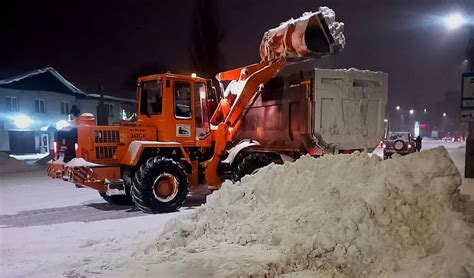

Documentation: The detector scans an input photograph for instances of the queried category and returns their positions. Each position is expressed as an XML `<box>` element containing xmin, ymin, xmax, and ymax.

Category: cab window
<box><xmin>174</xmin><ymin>82</ymin><xmax>192</xmax><ymax>119</ymax></box>
<box><xmin>195</xmin><ymin>82</ymin><xmax>210</xmax><ymax>138</ymax></box>
<box><xmin>140</xmin><ymin>80</ymin><xmax>162</xmax><ymax>115</ymax></box>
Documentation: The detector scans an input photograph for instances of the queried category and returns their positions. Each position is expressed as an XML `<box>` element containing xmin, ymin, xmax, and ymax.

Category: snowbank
<box><xmin>0</xmin><ymin>152</ymin><xmax>38</xmax><ymax>174</ymax></box>
<box><xmin>109</xmin><ymin>147</ymin><xmax>473</xmax><ymax>277</ymax></box>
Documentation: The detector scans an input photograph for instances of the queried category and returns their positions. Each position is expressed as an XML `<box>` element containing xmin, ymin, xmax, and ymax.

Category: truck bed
<box><xmin>234</xmin><ymin>68</ymin><xmax>388</xmax><ymax>153</ymax></box>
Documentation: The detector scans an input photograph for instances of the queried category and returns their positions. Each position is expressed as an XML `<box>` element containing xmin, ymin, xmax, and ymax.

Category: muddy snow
<box><xmin>0</xmin><ymin>152</ymin><xmax>39</xmax><ymax>174</ymax></box>
<box><xmin>105</xmin><ymin>147</ymin><xmax>473</xmax><ymax>277</ymax></box>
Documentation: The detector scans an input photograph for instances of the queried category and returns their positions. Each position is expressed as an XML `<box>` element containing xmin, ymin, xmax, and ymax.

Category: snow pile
<box><xmin>65</xmin><ymin>157</ymin><xmax>102</xmax><ymax>167</ymax></box>
<box><xmin>318</xmin><ymin>6</ymin><xmax>345</xmax><ymax>51</ymax></box>
<box><xmin>0</xmin><ymin>152</ymin><xmax>37</xmax><ymax>174</ymax></box>
<box><xmin>115</xmin><ymin>147</ymin><xmax>473</xmax><ymax>277</ymax></box>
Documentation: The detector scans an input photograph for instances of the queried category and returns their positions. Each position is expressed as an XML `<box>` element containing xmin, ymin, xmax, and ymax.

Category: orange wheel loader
<box><xmin>47</xmin><ymin>8</ymin><xmax>383</xmax><ymax>213</ymax></box>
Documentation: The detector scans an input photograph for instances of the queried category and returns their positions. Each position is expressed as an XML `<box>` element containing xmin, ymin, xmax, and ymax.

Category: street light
<box><xmin>443</xmin><ymin>112</ymin><xmax>447</xmax><ymax>117</ymax></box>
<box><xmin>424</xmin><ymin>108</ymin><xmax>427</xmax><ymax>113</ymax></box>
<box><xmin>409</xmin><ymin>109</ymin><xmax>414</xmax><ymax>115</ymax></box>
<box><xmin>396</xmin><ymin>106</ymin><xmax>400</xmax><ymax>110</ymax></box>
<box><xmin>443</xmin><ymin>13</ymin><xmax>466</xmax><ymax>30</ymax></box>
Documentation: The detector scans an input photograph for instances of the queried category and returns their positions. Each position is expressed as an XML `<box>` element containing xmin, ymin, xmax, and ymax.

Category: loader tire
<box><xmin>233</xmin><ymin>153</ymin><xmax>273</xmax><ymax>182</ymax></box>
<box><xmin>131</xmin><ymin>157</ymin><xmax>188</xmax><ymax>213</ymax></box>
<box><xmin>99</xmin><ymin>191</ymin><xmax>134</xmax><ymax>205</ymax></box>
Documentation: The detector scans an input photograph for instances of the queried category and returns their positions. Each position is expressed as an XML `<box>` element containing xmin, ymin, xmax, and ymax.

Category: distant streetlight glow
<box><xmin>443</xmin><ymin>13</ymin><xmax>465</xmax><ymax>30</ymax></box>
<box><xmin>13</xmin><ymin>115</ymin><xmax>33</xmax><ymax>129</ymax></box>
<box><xmin>396</xmin><ymin>106</ymin><xmax>400</xmax><ymax>110</ymax></box>
<box><xmin>443</xmin><ymin>112</ymin><xmax>447</xmax><ymax>117</ymax></box>
<box><xmin>424</xmin><ymin>108</ymin><xmax>427</xmax><ymax>113</ymax></box>
<box><xmin>409</xmin><ymin>109</ymin><xmax>414</xmax><ymax>115</ymax></box>
<box><xmin>383</xmin><ymin>119</ymin><xmax>388</xmax><ymax>122</ymax></box>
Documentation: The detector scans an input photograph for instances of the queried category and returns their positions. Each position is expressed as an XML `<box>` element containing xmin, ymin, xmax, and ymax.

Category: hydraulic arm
<box><xmin>204</xmin><ymin>6</ymin><xmax>345</xmax><ymax>186</ymax></box>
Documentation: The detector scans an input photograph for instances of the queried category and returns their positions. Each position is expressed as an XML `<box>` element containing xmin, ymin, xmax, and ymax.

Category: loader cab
<box><xmin>137</xmin><ymin>73</ymin><xmax>213</xmax><ymax>146</ymax></box>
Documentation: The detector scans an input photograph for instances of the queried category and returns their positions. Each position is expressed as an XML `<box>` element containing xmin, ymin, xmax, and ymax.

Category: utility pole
<box><xmin>97</xmin><ymin>85</ymin><xmax>108</xmax><ymax>126</ymax></box>
<box><xmin>465</xmin><ymin>25</ymin><xmax>474</xmax><ymax>178</ymax></box>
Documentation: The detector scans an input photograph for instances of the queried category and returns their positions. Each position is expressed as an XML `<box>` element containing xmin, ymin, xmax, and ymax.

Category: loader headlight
<box><xmin>13</xmin><ymin>115</ymin><xmax>33</xmax><ymax>129</ymax></box>
<box><xmin>56</xmin><ymin>120</ymin><xmax>70</xmax><ymax>130</ymax></box>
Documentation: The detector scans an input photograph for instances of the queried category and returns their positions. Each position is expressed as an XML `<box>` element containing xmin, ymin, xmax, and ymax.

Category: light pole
<box><xmin>467</xmin><ymin>25</ymin><xmax>474</xmax><ymax>178</ymax></box>
<box><xmin>396</xmin><ymin>106</ymin><xmax>404</xmax><ymax>131</ymax></box>
<box><xmin>443</xmin><ymin>11</ymin><xmax>474</xmax><ymax>178</ymax></box>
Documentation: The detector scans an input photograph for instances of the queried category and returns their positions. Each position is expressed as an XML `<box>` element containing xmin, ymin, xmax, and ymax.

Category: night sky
<box><xmin>0</xmin><ymin>0</ymin><xmax>471</xmax><ymax>111</ymax></box>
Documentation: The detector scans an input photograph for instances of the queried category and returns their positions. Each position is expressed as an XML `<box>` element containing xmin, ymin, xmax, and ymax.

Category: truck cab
<box><xmin>136</xmin><ymin>74</ymin><xmax>219</xmax><ymax>147</ymax></box>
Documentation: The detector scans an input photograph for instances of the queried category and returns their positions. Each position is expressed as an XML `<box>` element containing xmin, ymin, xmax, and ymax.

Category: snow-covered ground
<box><xmin>373</xmin><ymin>139</ymin><xmax>474</xmax><ymax>197</ymax></box>
<box><xmin>0</xmin><ymin>140</ymin><xmax>472</xmax><ymax>277</ymax></box>
<box><xmin>0</xmin><ymin>163</ymin><xmax>202</xmax><ymax>277</ymax></box>
<box><xmin>9</xmin><ymin>152</ymin><xmax>49</xmax><ymax>161</ymax></box>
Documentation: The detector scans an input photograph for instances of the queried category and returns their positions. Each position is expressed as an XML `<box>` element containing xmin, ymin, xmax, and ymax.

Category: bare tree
<box><xmin>190</xmin><ymin>0</ymin><xmax>225</xmax><ymax>78</ymax></box>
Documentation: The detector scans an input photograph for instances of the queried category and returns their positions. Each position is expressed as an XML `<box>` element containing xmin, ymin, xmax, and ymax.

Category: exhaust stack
<box><xmin>259</xmin><ymin>6</ymin><xmax>345</xmax><ymax>61</ymax></box>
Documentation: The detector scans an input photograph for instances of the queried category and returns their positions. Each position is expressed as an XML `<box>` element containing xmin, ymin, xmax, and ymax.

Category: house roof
<box><xmin>86</xmin><ymin>93</ymin><xmax>137</xmax><ymax>103</ymax></box>
<box><xmin>0</xmin><ymin>67</ymin><xmax>88</xmax><ymax>96</ymax></box>
<box><xmin>0</xmin><ymin>67</ymin><xmax>136</xmax><ymax>103</ymax></box>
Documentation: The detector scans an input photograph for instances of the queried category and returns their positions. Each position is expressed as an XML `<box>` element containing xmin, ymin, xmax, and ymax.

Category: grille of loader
<box><xmin>95</xmin><ymin>146</ymin><xmax>118</xmax><ymax>159</ymax></box>
<box><xmin>94</xmin><ymin>130</ymin><xmax>120</xmax><ymax>159</ymax></box>
<box><xmin>94</xmin><ymin>130</ymin><xmax>120</xmax><ymax>143</ymax></box>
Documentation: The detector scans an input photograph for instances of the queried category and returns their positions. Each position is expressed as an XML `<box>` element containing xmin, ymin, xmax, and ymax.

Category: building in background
<box><xmin>0</xmin><ymin>67</ymin><xmax>136</xmax><ymax>154</ymax></box>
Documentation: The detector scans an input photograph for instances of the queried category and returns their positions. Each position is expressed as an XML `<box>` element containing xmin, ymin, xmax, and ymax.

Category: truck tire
<box><xmin>233</xmin><ymin>153</ymin><xmax>273</xmax><ymax>182</ymax></box>
<box><xmin>131</xmin><ymin>157</ymin><xmax>189</xmax><ymax>213</ymax></box>
<box><xmin>99</xmin><ymin>191</ymin><xmax>134</xmax><ymax>205</ymax></box>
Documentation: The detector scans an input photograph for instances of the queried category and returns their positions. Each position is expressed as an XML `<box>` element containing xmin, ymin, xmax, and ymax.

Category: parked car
<box><xmin>382</xmin><ymin>132</ymin><xmax>416</xmax><ymax>159</ymax></box>
<box><xmin>442</xmin><ymin>135</ymin><xmax>463</xmax><ymax>142</ymax></box>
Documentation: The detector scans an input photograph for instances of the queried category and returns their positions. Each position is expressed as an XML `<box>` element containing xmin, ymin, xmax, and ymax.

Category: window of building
<box><xmin>174</xmin><ymin>82</ymin><xmax>192</xmax><ymax>119</ymax></box>
<box><xmin>60</xmin><ymin>101</ymin><xmax>70</xmax><ymax>115</ymax></box>
<box><xmin>104</xmin><ymin>103</ymin><xmax>114</xmax><ymax>118</ymax></box>
<box><xmin>140</xmin><ymin>80</ymin><xmax>162</xmax><ymax>115</ymax></box>
<box><xmin>34</xmin><ymin>99</ymin><xmax>45</xmax><ymax>113</ymax></box>
<box><xmin>5</xmin><ymin>96</ymin><xmax>18</xmax><ymax>111</ymax></box>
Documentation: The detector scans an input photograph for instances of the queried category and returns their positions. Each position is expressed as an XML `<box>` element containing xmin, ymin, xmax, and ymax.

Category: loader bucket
<box><xmin>259</xmin><ymin>6</ymin><xmax>345</xmax><ymax>61</ymax></box>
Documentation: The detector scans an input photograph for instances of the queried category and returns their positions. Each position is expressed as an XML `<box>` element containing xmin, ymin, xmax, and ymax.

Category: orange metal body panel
<box><xmin>190</xmin><ymin>160</ymin><xmax>199</xmax><ymax>188</ymax></box>
<box><xmin>216</xmin><ymin>61</ymin><xmax>271</xmax><ymax>81</ymax></box>
<box><xmin>203</xmin><ymin>58</ymin><xmax>286</xmax><ymax>187</ymax></box>
<box><xmin>47</xmin><ymin>162</ymin><xmax>120</xmax><ymax>191</ymax></box>
<box><xmin>47</xmin><ymin>162</ymin><xmax>65</xmax><ymax>179</ymax></box>
<box><xmin>120</xmin><ymin>141</ymin><xmax>190</xmax><ymax>166</ymax></box>
<box><xmin>76</xmin><ymin>125</ymin><xmax>157</xmax><ymax>165</ymax></box>
<box><xmin>135</xmin><ymin>74</ymin><xmax>212</xmax><ymax>149</ymax></box>
<box><xmin>74</xmin><ymin>74</ymin><xmax>211</xmax><ymax>168</ymax></box>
